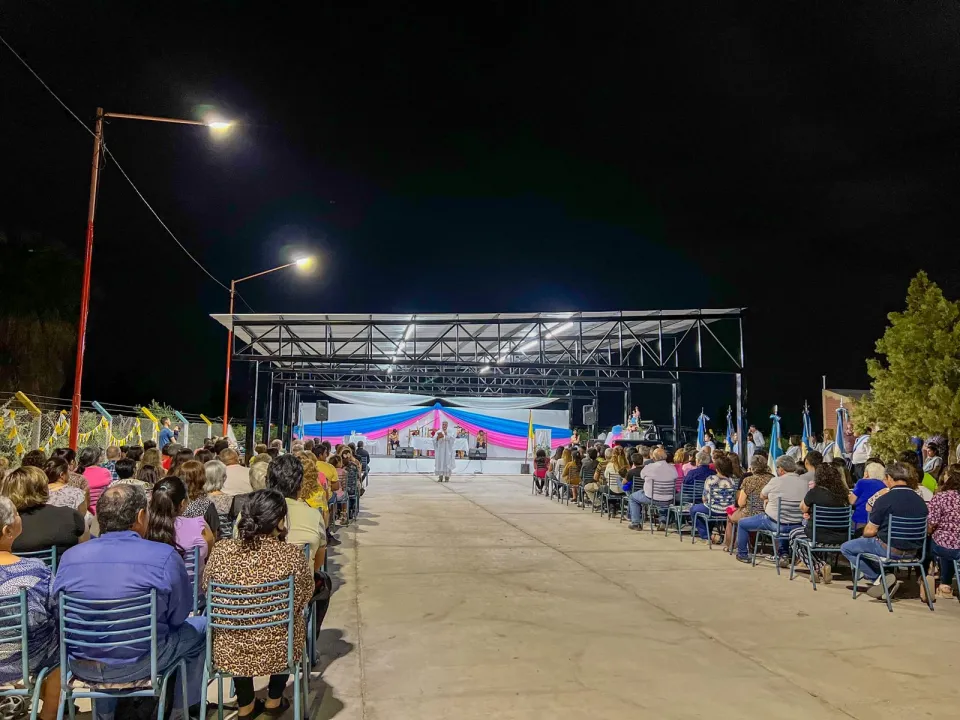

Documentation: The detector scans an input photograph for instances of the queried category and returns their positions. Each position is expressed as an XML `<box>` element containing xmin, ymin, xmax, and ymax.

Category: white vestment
<box><xmin>434</xmin><ymin>432</ymin><xmax>457</xmax><ymax>476</ymax></box>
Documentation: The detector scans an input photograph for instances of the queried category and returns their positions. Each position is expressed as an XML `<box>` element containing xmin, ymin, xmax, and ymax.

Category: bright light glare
<box><xmin>207</xmin><ymin>121</ymin><xmax>233</xmax><ymax>129</ymax></box>
<box><xmin>294</xmin><ymin>257</ymin><xmax>315</xmax><ymax>270</ymax></box>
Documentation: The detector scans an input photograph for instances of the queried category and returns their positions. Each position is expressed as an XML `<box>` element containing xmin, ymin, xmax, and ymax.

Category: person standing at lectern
<box><xmin>435</xmin><ymin>421</ymin><xmax>456</xmax><ymax>482</ymax></box>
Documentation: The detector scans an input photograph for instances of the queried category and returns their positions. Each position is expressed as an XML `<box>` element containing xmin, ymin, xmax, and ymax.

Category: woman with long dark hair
<box><xmin>146</xmin><ymin>477</ymin><xmax>214</xmax><ymax>567</ymax></box>
<box><xmin>202</xmin><ymin>489</ymin><xmax>312</xmax><ymax>717</ymax></box>
<box><xmin>788</xmin><ymin>463</ymin><xmax>850</xmax><ymax>584</ymax></box>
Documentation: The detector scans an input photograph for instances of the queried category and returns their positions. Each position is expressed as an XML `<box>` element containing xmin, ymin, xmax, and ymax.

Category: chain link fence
<box><xmin>0</xmin><ymin>394</ymin><xmax>220</xmax><ymax>467</ymax></box>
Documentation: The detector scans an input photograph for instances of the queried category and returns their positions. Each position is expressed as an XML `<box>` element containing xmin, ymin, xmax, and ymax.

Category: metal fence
<box><xmin>0</xmin><ymin>393</ymin><xmax>227</xmax><ymax>466</ymax></box>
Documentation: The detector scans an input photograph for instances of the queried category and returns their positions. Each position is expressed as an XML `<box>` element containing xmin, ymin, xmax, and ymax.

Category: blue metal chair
<box><xmin>20</xmin><ymin>547</ymin><xmax>58</xmax><ymax>574</ymax></box>
<box><xmin>202</xmin><ymin>575</ymin><xmax>308</xmax><ymax>720</ymax></box>
<box><xmin>303</xmin><ymin>544</ymin><xmax>318</xmax><ymax>669</ymax></box>
<box><xmin>56</xmin><ymin>589</ymin><xmax>188</xmax><ymax>720</ymax></box>
<box><xmin>751</xmin><ymin>498</ymin><xmax>801</xmax><ymax>575</ymax></box>
<box><xmin>691</xmin><ymin>484</ymin><xmax>737</xmax><ymax>548</ymax></box>
<box><xmin>665</xmin><ymin>478</ymin><xmax>706</xmax><ymax>541</ymax></box>
<box><xmin>183</xmin><ymin>546</ymin><xmax>202</xmax><ymax>615</ymax></box>
<box><xmin>851</xmin><ymin>516</ymin><xmax>933</xmax><ymax>612</ymax></box>
<box><xmin>638</xmin><ymin>474</ymin><xmax>677</xmax><ymax>534</ymax></box>
<box><xmin>0</xmin><ymin>589</ymin><xmax>55</xmax><ymax>720</ymax></box>
<box><xmin>789</xmin><ymin>505</ymin><xmax>852</xmax><ymax>589</ymax></box>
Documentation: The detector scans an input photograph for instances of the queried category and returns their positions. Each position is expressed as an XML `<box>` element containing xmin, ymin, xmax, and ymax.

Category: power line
<box><xmin>0</xmin><ymin>31</ymin><xmax>255</xmax><ymax>312</ymax></box>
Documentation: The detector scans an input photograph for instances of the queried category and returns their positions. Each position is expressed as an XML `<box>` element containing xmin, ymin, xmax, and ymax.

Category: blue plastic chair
<box><xmin>0</xmin><ymin>589</ymin><xmax>55</xmax><ymax>720</ymax></box>
<box><xmin>56</xmin><ymin>589</ymin><xmax>188</xmax><ymax>720</ymax></box>
<box><xmin>751</xmin><ymin>498</ymin><xmax>801</xmax><ymax>574</ymax></box>
<box><xmin>851</xmin><ymin>516</ymin><xmax>933</xmax><ymax>612</ymax></box>
<box><xmin>789</xmin><ymin>505</ymin><xmax>852</xmax><ymax>589</ymax></box>
<box><xmin>183</xmin><ymin>546</ymin><xmax>202</xmax><ymax>615</ymax></box>
<box><xmin>202</xmin><ymin>575</ymin><xmax>308</xmax><ymax>720</ymax></box>
<box><xmin>665</xmin><ymin>477</ymin><xmax>706</xmax><ymax>540</ymax></box>
<box><xmin>691</xmin><ymin>484</ymin><xmax>737</xmax><ymax>549</ymax></box>
<box><xmin>20</xmin><ymin>547</ymin><xmax>58</xmax><ymax>574</ymax></box>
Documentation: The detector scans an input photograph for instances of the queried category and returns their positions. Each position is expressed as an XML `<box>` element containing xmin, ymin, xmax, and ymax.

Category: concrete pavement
<box><xmin>311</xmin><ymin>473</ymin><xmax>960</xmax><ymax>719</ymax></box>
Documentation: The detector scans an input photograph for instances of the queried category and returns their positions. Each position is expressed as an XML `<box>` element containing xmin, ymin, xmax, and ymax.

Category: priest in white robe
<box><xmin>435</xmin><ymin>420</ymin><xmax>457</xmax><ymax>482</ymax></box>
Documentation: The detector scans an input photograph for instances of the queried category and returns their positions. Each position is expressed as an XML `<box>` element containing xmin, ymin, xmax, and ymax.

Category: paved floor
<box><xmin>303</xmin><ymin>474</ymin><xmax>960</xmax><ymax>719</ymax></box>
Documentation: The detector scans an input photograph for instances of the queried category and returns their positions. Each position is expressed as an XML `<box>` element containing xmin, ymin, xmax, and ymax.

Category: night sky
<box><xmin>3</xmin><ymin>2</ymin><xmax>960</xmax><ymax>434</ymax></box>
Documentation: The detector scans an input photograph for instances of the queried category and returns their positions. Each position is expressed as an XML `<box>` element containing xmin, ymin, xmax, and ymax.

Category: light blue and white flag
<box><xmin>835</xmin><ymin>404</ymin><xmax>849</xmax><ymax>459</ymax></box>
<box><xmin>768</xmin><ymin>407</ymin><xmax>783</xmax><ymax>474</ymax></box>
<box><xmin>697</xmin><ymin>410</ymin><xmax>710</xmax><ymax>450</ymax></box>
<box><xmin>801</xmin><ymin>402</ymin><xmax>812</xmax><ymax>459</ymax></box>
<box><xmin>725</xmin><ymin>406</ymin><xmax>734</xmax><ymax>452</ymax></box>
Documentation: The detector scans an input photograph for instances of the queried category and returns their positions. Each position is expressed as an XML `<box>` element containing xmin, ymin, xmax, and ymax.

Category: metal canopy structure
<box><xmin>211</xmin><ymin>309</ymin><xmax>747</xmax><ymax>456</ymax></box>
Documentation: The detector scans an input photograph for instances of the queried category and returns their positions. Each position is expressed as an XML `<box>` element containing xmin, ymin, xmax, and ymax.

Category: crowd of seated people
<box><xmin>533</xmin><ymin>434</ymin><xmax>960</xmax><ymax>607</ymax></box>
<box><xmin>0</xmin><ymin>435</ymin><xmax>346</xmax><ymax>718</ymax></box>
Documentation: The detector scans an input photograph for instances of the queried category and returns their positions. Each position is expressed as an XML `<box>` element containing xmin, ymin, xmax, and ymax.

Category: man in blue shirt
<box><xmin>841</xmin><ymin>461</ymin><xmax>928</xmax><ymax>601</ymax></box>
<box><xmin>53</xmin><ymin>485</ymin><xmax>206</xmax><ymax>720</ymax></box>
<box><xmin>158</xmin><ymin>416</ymin><xmax>176</xmax><ymax>452</ymax></box>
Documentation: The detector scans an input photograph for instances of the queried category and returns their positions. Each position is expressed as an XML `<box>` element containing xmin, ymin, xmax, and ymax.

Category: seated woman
<box><xmin>0</xmin><ymin>496</ymin><xmax>61</xmax><ymax>720</ymax></box>
<box><xmin>724</xmin><ymin>456</ymin><xmax>771</xmax><ymax>552</ymax></box>
<box><xmin>849</xmin><ymin>461</ymin><xmax>886</xmax><ymax>529</ymax></box>
<box><xmin>562</xmin><ymin>450</ymin><xmax>584</xmax><ymax>501</ymax></box>
<box><xmin>532</xmin><ymin>449</ymin><xmax>549</xmax><ymax>494</ymax></box>
<box><xmin>0</xmin><ymin>467</ymin><xmax>85</xmax><ymax>556</ymax></box>
<box><xmin>77</xmin><ymin>445</ymin><xmax>112</xmax><ymax>513</ymax></box>
<box><xmin>202</xmin><ymin>489</ymin><xmax>313</xmax><ymax>718</ymax></box>
<box><xmin>787</xmin><ymin>463</ymin><xmax>850</xmax><ymax>583</ymax></box>
<box><xmin>690</xmin><ymin>454</ymin><xmax>736</xmax><ymax>542</ymax></box>
<box><xmin>42</xmin><ymin>456</ymin><xmax>87</xmax><ymax>516</ymax></box>
<box><xmin>928</xmin><ymin>464</ymin><xmax>960</xmax><ymax>600</ymax></box>
<box><xmin>179</xmin><ymin>460</ymin><xmax>222</xmax><ymax>538</ymax></box>
<box><xmin>296</xmin><ymin>451</ymin><xmax>330</xmax><ymax>530</ymax></box>
<box><xmin>147</xmin><ymin>477</ymin><xmax>215</xmax><ymax>571</ymax></box>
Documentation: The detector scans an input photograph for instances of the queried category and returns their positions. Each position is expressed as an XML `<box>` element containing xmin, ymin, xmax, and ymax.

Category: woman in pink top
<box><xmin>672</xmin><ymin>448</ymin><xmax>690</xmax><ymax>492</ymax></box>
<box><xmin>146</xmin><ymin>476</ymin><xmax>215</xmax><ymax>570</ymax></box>
<box><xmin>77</xmin><ymin>446</ymin><xmax>112</xmax><ymax>514</ymax></box>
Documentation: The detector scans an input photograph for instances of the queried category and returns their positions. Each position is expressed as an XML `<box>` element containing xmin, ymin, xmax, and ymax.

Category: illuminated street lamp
<box><xmin>222</xmin><ymin>257</ymin><xmax>315</xmax><ymax>435</ymax></box>
<box><xmin>69</xmin><ymin>108</ymin><xmax>233</xmax><ymax>449</ymax></box>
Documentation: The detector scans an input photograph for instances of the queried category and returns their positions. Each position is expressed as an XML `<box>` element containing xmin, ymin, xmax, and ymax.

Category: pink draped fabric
<box><xmin>306</xmin><ymin>410</ymin><xmax>432</xmax><ymax>441</ymax></box>
<box><xmin>440</xmin><ymin>412</ymin><xmax>566</xmax><ymax>450</ymax></box>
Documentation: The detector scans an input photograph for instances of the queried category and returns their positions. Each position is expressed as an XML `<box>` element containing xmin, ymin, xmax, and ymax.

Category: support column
<box><xmin>278</xmin><ymin>382</ymin><xmax>287</xmax><ymax>446</ymax></box>
<box><xmin>671</xmin><ymin>382</ymin><xmax>681</xmax><ymax>451</ymax></box>
<box><xmin>264</xmin><ymin>372</ymin><xmax>274</xmax><ymax>445</ymax></box>
<box><xmin>245</xmin><ymin>362</ymin><xmax>258</xmax><ymax>460</ymax></box>
<box><xmin>623</xmin><ymin>389</ymin><xmax>629</xmax><ymax>426</ymax></box>
<box><xmin>736</xmin><ymin>372</ymin><xmax>746</xmax><ymax>466</ymax></box>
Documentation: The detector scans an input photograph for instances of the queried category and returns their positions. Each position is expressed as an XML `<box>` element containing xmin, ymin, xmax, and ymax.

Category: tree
<box><xmin>857</xmin><ymin>272</ymin><xmax>960</xmax><ymax>459</ymax></box>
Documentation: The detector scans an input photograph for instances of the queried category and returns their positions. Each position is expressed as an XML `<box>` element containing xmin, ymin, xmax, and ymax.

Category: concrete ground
<box><xmin>239</xmin><ymin>473</ymin><xmax>960</xmax><ymax>719</ymax></box>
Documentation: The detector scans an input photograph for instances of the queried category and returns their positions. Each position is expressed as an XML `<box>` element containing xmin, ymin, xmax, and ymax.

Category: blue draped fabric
<box><xmin>300</xmin><ymin>407</ymin><xmax>430</xmax><ymax>437</ymax></box>
<box><xmin>441</xmin><ymin>406</ymin><xmax>568</xmax><ymax>438</ymax></box>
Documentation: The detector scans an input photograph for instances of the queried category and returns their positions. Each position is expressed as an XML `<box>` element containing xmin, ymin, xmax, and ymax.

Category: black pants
<box><xmin>233</xmin><ymin>674</ymin><xmax>288</xmax><ymax>707</ymax></box>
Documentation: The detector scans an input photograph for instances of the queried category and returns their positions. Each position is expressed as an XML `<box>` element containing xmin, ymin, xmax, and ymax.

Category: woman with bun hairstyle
<box><xmin>202</xmin><ymin>489</ymin><xmax>313</xmax><ymax>717</ymax></box>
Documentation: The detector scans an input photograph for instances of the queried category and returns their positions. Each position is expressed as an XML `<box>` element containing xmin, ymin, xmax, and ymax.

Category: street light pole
<box><xmin>68</xmin><ymin>108</ymin><xmax>104</xmax><ymax>451</ymax></box>
<box><xmin>222</xmin><ymin>259</ymin><xmax>312</xmax><ymax>437</ymax></box>
<box><xmin>68</xmin><ymin>110</ymin><xmax>231</xmax><ymax>449</ymax></box>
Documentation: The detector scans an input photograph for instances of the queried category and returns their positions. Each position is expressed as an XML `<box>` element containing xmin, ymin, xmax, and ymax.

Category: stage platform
<box><xmin>368</xmin><ymin>456</ymin><xmax>523</xmax><ymax>475</ymax></box>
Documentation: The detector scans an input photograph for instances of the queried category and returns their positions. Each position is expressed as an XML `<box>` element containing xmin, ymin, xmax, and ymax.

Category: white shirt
<box><xmin>639</xmin><ymin>460</ymin><xmax>677</xmax><ymax>502</ymax></box>
<box><xmin>223</xmin><ymin>463</ymin><xmax>253</xmax><ymax>496</ymax></box>
<box><xmin>751</xmin><ymin>430</ymin><xmax>765</xmax><ymax>446</ymax></box>
<box><xmin>851</xmin><ymin>434</ymin><xmax>872</xmax><ymax>464</ymax></box>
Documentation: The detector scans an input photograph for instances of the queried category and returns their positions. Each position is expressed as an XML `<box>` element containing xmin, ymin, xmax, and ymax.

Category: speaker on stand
<box><xmin>583</xmin><ymin>404</ymin><xmax>598</xmax><ymax>439</ymax></box>
<box><xmin>468</xmin><ymin>448</ymin><xmax>486</xmax><ymax>474</ymax></box>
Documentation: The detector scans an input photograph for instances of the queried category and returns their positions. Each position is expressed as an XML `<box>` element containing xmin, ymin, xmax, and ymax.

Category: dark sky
<box><xmin>3</xmin><ymin>2</ymin><xmax>960</xmax><ymax>433</ymax></box>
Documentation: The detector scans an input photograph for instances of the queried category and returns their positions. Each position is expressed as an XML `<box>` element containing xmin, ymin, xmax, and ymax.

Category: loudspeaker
<box><xmin>315</xmin><ymin>401</ymin><xmax>329</xmax><ymax>422</ymax></box>
<box><xmin>582</xmin><ymin>404</ymin><xmax>597</xmax><ymax>425</ymax></box>
<box><xmin>469</xmin><ymin>449</ymin><xmax>487</xmax><ymax>460</ymax></box>
<box><xmin>395</xmin><ymin>446</ymin><xmax>414</xmax><ymax>458</ymax></box>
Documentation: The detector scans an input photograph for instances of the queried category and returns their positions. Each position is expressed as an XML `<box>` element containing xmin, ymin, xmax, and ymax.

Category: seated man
<box><xmin>628</xmin><ymin>447</ymin><xmax>676</xmax><ymax>529</ymax></box>
<box><xmin>840</xmin><ymin>461</ymin><xmax>928</xmax><ymax>600</ymax></box>
<box><xmin>53</xmin><ymin>485</ymin><xmax>206</xmax><ymax>720</ymax></box>
<box><xmin>735</xmin><ymin>455</ymin><xmax>806</xmax><ymax>562</ymax></box>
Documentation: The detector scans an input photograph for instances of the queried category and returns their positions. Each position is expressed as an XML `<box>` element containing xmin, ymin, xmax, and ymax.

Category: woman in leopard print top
<box><xmin>202</xmin><ymin>489</ymin><xmax>313</xmax><ymax>717</ymax></box>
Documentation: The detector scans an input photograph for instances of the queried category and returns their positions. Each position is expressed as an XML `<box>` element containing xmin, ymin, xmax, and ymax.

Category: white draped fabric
<box><xmin>321</xmin><ymin>390</ymin><xmax>557</xmax><ymax>410</ymax></box>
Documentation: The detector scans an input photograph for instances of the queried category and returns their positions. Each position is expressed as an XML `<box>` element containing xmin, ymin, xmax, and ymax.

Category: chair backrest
<box><xmin>205</xmin><ymin>575</ymin><xmax>297</xmax><ymax>673</ymax></box>
<box><xmin>650</xmin><ymin>473</ymin><xmax>677</xmax><ymax>503</ymax></box>
<box><xmin>0</xmin><ymin>589</ymin><xmax>30</xmax><ymax>686</ymax></box>
<box><xmin>882</xmin><ymin>515</ymin><xmax>928</xmax><ymax>560</ymax></box>
<box><xmin>183</xmin><ymin>546</ymin><xmax>201</xmax><ymax>614</ymax></box>
<box><xmin>678</xmin><ymin>477</ymin><xmax>706</xmax><ymax>506</ymax></box>
<box><xmin>59</xmin><ymin>589</ymin><xmax>159</xmax><ymax>692</ymax></box>
<box><xmin>809</xmin><ymin>505</ymin><xmax>852</xmax><ymax>545</ymax></box>
<box><xmin>20</xmin><ymin>546</ymin><xmax>58</xmax><ymax>574</ymax></box>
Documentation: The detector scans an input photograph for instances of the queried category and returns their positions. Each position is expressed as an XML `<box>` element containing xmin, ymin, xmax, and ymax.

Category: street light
<box><xmin>69</xmin><ymin>108</ymin><xmax>233</xmax><ymax>449</ymax></box>
<box><xmin>222</xmin><ymin>257</ymin><xmax>315</xmax><ymax>435</ymax></box>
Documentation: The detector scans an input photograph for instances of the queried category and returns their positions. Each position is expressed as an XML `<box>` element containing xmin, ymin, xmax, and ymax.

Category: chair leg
<box><xmin>30</xmin><ymin>666</ymin><xmax>51</xmax><ymax>720</ymax></box>
<box><xmin>851</xmin><ymin>557</ymin><xmax>861</xmax><ymax>599</ymax></box>
<box><xmin>217</xmin><ymin>676</ymin><xmax>225</xmax><ymax>720</ymax></box>
<box><xmin>179</xmin><ymin>659</ymin><xmax>189</xmax><ymax>720</ymax></box>
<box><xmin>878</xmin><ymin>568</ymin><xmax>894</xmax><ymax>612</ymax></box>
<box><xmin>751</xmin><ymin>531</ymin><xmax>760</xmax><ymax>566</ymax></box>
<box><xmin>294</xmin><ymin>662</ymin><xmax>302</xmax><ymax>720</ymax></box>
<box><xmin>55</xmin><ymin>689</ymin><xmax>66</xmax><ymax>720</ymax></box>
<box><xmin>918</xmin><ymin>565</ymin><xmax>935</xmax><ymax>611</ymax></box>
